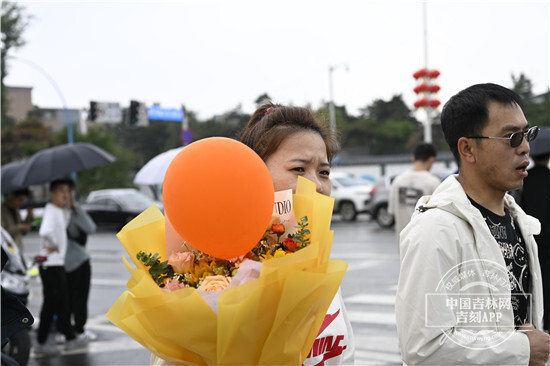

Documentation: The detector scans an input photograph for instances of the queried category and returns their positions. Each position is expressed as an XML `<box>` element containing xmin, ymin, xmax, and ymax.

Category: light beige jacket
<box><xmin>396</xmin><ymin>175</ymin><xmax>544</xmax><ymax>365</ymax></box>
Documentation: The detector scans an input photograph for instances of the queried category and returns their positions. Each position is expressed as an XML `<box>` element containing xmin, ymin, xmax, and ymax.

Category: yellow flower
<box><xmin>273</xmin><ymin>248</ymin><xmax>287</xmax><ymax>258</ymax></box>
<box><xmin>196</xmin><ymin>261</ymin><xmax>212</xmax><ymax>273</ymax></box>
<box><xmin>184</xmin><ymin>272</ymin><xmax>199</xmax><ymax>286</ymax></box>
<box><xmin>260</xmin><ymin>248</ymin><xmax>288</xmax><ymax>262</ymax></box>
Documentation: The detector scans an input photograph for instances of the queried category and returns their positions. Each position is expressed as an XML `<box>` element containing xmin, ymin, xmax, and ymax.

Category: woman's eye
<box><xmin>320</xmin><ymin>170</ymin><xmax>330</xmax><ymax>176</ymax></box>
<box><xmin>292</xmin><ymin>167</ymin><xmax>305</xmax><ymax>173</ymax></box>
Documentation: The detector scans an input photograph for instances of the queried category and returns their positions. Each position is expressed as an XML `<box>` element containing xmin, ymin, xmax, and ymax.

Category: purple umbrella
<box><xmin>11</xmin><ymin>142</ymin><xmax>116</xmax><ymax>188</ymax></box>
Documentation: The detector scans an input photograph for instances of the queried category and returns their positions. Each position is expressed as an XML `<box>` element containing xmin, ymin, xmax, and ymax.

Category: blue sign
<box><xmin>147</xmin><ymin>106</ymin><xmax>184</xmax><ymax>122</ymax></box>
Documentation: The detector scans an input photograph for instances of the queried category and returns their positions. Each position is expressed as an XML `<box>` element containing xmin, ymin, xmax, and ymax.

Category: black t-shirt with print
<box><xmin>468</xmin><ymin>197</ymin><xmax>531</xmax><ymax>327</ymax></box>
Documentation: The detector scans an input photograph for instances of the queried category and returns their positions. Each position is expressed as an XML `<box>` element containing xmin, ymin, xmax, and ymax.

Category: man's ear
<box><xmin>457</xmin><ymin>137</ymin><xmax>476</xmax><ymax>165</ymax></box>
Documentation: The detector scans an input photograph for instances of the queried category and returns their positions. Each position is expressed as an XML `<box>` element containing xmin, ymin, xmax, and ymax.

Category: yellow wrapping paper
<box><xmin>106</xmin><ymin>177</ymin><xmax>348</xmax><ymax>365</ymax></box>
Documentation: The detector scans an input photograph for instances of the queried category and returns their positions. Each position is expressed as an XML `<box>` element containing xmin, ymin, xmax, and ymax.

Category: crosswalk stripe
<box><xmin>32</xmin><ymin>338</ymin><xmax>144</xmax><ymax>358</ymax></box>
<box><xmin>345</xmin><ymin>294</ymin><xmax>395</xmax><ymax>305</ymax></box>
<box><xmin>355</xmin><ymin>349</ymin><xmax>402</xmax><ymax>364</ymax></box>
<box><xmin>354</xmin><ymin>333</ymin><xmax>399</xmax><ymax>353</ymax></box>
<box><xmin>332</xmin><ymin>253</ymin><xmax>398</xmax><ymax>260</ymax></box>
<box><xmin>348</xmin><ymin>310</ymin><xmax>396</xmax><ymax>325</ymax></box>
<box><xmin>347</xmin><ymin>260</ymin><xmax>384</xmax><ymax>271</ymax></box>
<box><xmin>91</xmin><ymin>278</ymin><xmax>128</xmax><ymax>286</ymax></box>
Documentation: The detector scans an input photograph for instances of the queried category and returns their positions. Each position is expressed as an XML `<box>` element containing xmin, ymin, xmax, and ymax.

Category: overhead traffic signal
<box><xmin>89</xmin><ymin>101</ymin><xmax>98</xmax><ymax>121</ymax></box>
<box><xmin>129</xmin><ymin>100</ymin><xmax>140</xmax><ymax>126</ymax></box>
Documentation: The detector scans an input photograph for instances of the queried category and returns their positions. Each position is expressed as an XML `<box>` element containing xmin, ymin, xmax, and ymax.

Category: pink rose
<box><xmin>198</xmin><ymin>275</ymin><xmax>232</xmax><ymax>292</ymax></box>
<box><xmin>168</xmin><ymin>251</ymin><xmax>195</xmax><ymax>273</ymax></box>
<box><xmin>162</xmin><ymin>278</ymin><xmax>186</xmax><ymax>293</ymax></box>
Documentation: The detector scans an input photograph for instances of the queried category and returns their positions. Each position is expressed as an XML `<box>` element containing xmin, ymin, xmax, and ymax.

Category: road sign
<box><xmin>89</xmin><ymin>102</ymin><xmax>122</xmax><ymax>123</ymax></box>
<box><xmin>147</xmin><ymin>106</ymin><xmax>184</xmax><ymax>122</ymax></box>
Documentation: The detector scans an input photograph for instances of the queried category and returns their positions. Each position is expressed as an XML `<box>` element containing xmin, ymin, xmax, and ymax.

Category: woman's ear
<box><xmin>457</xmin><ymin>137</ymin><xmax>476</xmax><ymax>165</ymax></box>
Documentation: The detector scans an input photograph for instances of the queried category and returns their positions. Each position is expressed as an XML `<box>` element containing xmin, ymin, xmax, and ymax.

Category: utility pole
<box><xmin>412</xmin><ymin>3</ymin><xmax>440</xmax><ymax>143</ymax></box>
<box><xmin>328</xmin><ymin>63</ymin><xmax>348</xmax><ymax>137</ymax></box>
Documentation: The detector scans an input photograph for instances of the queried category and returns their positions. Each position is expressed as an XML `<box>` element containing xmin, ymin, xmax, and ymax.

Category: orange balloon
<box><xmin>162</xmin><ymin>137</ymin><xmax>274</xmax><ymax>260</ymax></box>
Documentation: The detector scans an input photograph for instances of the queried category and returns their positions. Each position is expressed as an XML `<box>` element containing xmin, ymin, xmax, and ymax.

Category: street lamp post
<box><xmin>8</xmin><ymin>56</ymin><xmax>77</xmax><ymax>183</ymax></box>
<box><xmin>328</xmin><ymin>63</ymin><xmax>348</xmax><ymax>136</ymax></box>
<box><xmin>8</xmin><ymin>56</ymin><xmax>74</xmax><ymax>145</ymax></box>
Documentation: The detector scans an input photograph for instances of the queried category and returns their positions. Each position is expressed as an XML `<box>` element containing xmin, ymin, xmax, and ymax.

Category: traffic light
<box><xmin>89</xmin><ymin>101</ymin><xmax>98</xmax><ymax>121</ymax></box>
<box><xmin>129</xmin><ymin>100</ymin><xmax>140</xmax><ymax>126</ymax></box>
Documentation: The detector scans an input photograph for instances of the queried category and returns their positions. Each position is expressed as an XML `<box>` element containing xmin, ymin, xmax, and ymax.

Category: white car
<box><xmin>84</xmin><ymin>188</ymin><xmax>163</xmax><ymax>230</ymax></box>
<box><xmin>330</xmin><ymin>172</ymin><xmax>373</xmax><ymax>221</ymax></box>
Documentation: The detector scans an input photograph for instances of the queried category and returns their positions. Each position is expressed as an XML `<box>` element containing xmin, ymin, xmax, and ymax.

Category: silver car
<box><xmin>365</xmin><ymin>176</ymin><xmax>395</xmax><ymax>228</ymax></box>
<box><xmin>330</xmin><ymin>172</ymin><xmax>373</xmax><ymax>221</ymax></box>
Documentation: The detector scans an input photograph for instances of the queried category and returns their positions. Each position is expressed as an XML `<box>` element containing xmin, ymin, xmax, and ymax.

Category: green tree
<box><xmin>360</xmin><ymin>94</ymin><xmax>416</xmax><ymax>122</ymax></box>
<box><xmin>254</xmin><ymin>93</ymin><xmax>272</xmax><ymax>106</ymax></box>
<box><xmin>512</xmin><ymin>73</ymin><xmax>534</xmax><ymax>100</ymax></box>
<box><xmin>336</xmin><ymin>95</ymin><xmax>419</xmax><ymax>155</ymax></box>
<box><xmin>1</xmin><ymin>118</ymin><xmax>54</xmax><ymax>164</ymax></box>
<box><xmin>191</xmin><ymin>105</ymin><xmax>250</xmax><ymax>141</ymax></box>
<box><xmin>55</xmin><ymin>125</ymin><xmax>138</xmax><ymax>198</ymax></box>
<box><xmin>528</xmin><ymin>91</ymin><xmax>550</xmax><ymax>126</ymax></box>
<box><xmin>511</xmin><ymin>73</ymin><xmax>550</xmax><ymax>127</ymax></box>
<box><xmin>115</xmin><ymin>119</ymin><xmax>183</xmax><ymax>170</ymax></box>
<box><xmin>1</xmin><ymin>1</ymin><xmax>31</xmax><ymax>126</ymax></box>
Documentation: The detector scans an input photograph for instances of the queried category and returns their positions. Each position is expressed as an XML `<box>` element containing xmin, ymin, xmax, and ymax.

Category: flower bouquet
<box><xmin>106</xmin><ymin>139</ymin><xmax>347</xmax><ymax>365</ymax></box>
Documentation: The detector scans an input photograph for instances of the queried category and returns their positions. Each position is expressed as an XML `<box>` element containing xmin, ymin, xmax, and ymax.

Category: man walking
<box><xmin>388</xmin><ymin>143</ymin><xmax>441</xmax><ymax>237</ymax></box>
<box><xmin>396</xmin><ymin>83</ymin><xmax>549</xmax><ymax>365</ymax></box>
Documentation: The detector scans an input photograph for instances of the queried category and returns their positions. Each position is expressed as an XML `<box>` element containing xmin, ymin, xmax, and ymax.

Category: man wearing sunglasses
<box><xmin>396</xmin><ymin>83</ymin><xmax>549</xmax><ymax>365</ymax></box>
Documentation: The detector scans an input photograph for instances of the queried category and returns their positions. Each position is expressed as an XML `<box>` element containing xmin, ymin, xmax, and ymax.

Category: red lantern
<box><xmin>429</xmin><ymin>99</ymin><xmax>441</xmax><ymax>108</ymax></box>
<box><xmin>412</xmin><ymin>68</ymin><xmax>441</xmax><ymax>109</ymax></box>
<box><xmin>428</xmin><ymin>70</ymin><xmax>440</xmax><ymax>78</ymax></box>
<box><xmin>413</xmin><ymin>69</ymin><xmax>429</xmax><ymax>79</ymax></box>
<box><xmin>428</xmin><ymin>84</ymin><xmax>440</xmax><ymax>93</ymax></box>
<box><xmin>414</xmin><ymin>98</ymin><xmax>429</xmax><ymax>108</ymax></box>
<box><xmin>413</xmin><ymin>83</ymin><xmax>429</xmax><ymax>94</ymax></box>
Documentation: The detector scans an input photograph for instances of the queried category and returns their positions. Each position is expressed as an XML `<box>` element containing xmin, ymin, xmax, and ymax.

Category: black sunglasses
<box><xmin>467</xmin><ymin>126</ymin><xmax>539</xmax><ymax>148</ymax></box>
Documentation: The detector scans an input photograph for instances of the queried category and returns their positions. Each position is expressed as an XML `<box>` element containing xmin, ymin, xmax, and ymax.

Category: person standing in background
<box><xmin>388</xmin><ymin>143</ymin><xmax>441</xmax><ymax>240</ymax></box>
<box><xmin>518</xmin><ymin>129</ymin><xmax>550</xmax><ymax>332</ymax></box>
<box><xmin>1</xmin><ymin>189</ymin><xmax>34</xmax><ymax>252</ymax></box>
<box><xmin>35</xmin><ymin>179</ymin><xmax>87</xmax><ymax>356</ymax></box>
<box><xmin>64</xmin><ymin>178</ymin><xmax>97</xmax><ymax>341</ymax></box>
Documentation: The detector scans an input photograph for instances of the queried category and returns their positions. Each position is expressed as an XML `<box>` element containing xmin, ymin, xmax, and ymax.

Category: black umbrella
<box><xmin>11</xmin><ymin>142</ymin><xmax>116</xmax><ymax>188</ymax></box>
<box><xmin>530</xmin><ymin>126</ymin><xmax>550</xmax><ymax>157</ymax></box>
<box><xmin>1</xmin><ymin>161</ymin><xmax>29</xmax><ymax>194</ymax></box>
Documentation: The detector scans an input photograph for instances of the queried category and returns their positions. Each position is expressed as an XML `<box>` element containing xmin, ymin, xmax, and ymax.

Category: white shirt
<box><xmin>38</xmin><ymin>203</ymin><xmax>70</xmax><ymax>267</ymax></box>
<box><xmin>388</xmin><ymin>170</ymin><xmax>441</xmax><ymax>237</ymax></box>
<box><xmin>302</xmin><ymin>289</ymin><xmax>355</xmax><ymax>366</ymax></box>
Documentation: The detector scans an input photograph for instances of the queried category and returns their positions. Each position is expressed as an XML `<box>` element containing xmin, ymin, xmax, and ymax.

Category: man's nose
<box><xmin>518</xmin><ymin>133</ymin><xmax>530</xmax><ymax>155</ymax></box>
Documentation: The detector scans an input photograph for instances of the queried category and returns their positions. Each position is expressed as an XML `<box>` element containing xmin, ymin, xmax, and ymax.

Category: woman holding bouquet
<box><xmin>240</xmin><ymin>102</ymin><xmax>355</xmax><ymax>365</ymax></box>
<box><xmin>129</xmin><ymin>101</ymin><xmax>353</xmax><ymax>366</ymax></box>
